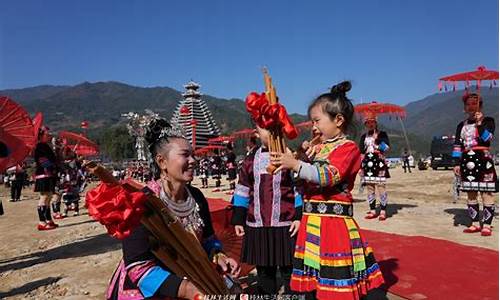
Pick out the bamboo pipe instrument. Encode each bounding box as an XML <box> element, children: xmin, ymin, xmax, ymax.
<box><xmin>262</xmin><ymin>68</ymin><xmax>287</xmax><ymax>174</ymax></box>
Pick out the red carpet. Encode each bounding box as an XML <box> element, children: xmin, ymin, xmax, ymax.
<box><xmin>208</xmin><ymin>198</ymin><xmax>499</xmax><ymax>299</ymax></box>
<box><xmin>361</xmin><ymin>229</ymin><xmax>499</xmax><ymax>300</ymax></box>
<box><xmin>207</xmin><ymin>198</ymin><xmax>254</xmax><ymax>276</ymax></box>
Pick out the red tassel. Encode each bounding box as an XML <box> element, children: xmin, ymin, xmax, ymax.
<box><xmin>438</xmin><ymin>81</ymin><xmax>443</xmax><ymax>91</ymax></box>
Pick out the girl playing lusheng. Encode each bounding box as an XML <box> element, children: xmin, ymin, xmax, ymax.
<box><xmin>231</xmin><ymin>124</ymin><xmax>302</xmax><ymax>295</ymax></box>
<box><xmin>271</xmin><ymin>81</ymin><xmax>384</xmax><ymax>299</ymax></box>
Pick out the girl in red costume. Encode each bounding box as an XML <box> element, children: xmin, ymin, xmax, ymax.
<box><xmin>271</xmin><ymin>81</ymin><xmax>384</xmax><ymax>300</ymax></box>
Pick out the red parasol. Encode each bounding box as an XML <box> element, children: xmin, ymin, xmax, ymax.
<box><xmin>354</xmin><ymin>101</ymin><xmax>406</xmax><ymax>119</ymax></box>
<box><xmin>32</xmin><ymin>112</ymin><xmax>43</xmax><ymax>145</ymax></box>
<box><xmin>215</xmin><ymin>226</ymin><xmax>254</xmax><ymax>277</ymax></box>
<box><xmin>195</xmin><ymin>145</ymin><xmax>226</xmax><ymax>156</ymax></box>
<box><xmin>194</xmin><ymin>148</ymin><xmax>212</xmax><ymax>156</ymax></box>
<box><xmin>230</xmin><ymin>128</ymin><xmax>255</xmax><ymax>140</ymax></box>
<box><xmin>438</xmin><ymin>66</ymin><xmax>499</xmax><ymax>92</ymax></box>
<box><xmin>59</xmin><ymin>131</ymin><xmax>99</xmax><ymax>157</ymax></box>
<box><xmin>205</xmin><ymin>145</ymin><xmax>226</xmax><ymax>150</ymax></box>
<box><xmin>208</xmin><ymin>136</ymin><xmax>234</xmax><ymax>144</ymax></box>
<box><xmin>194</xmin><ymin>148</ymin><xmax>206</xmax><ymax>156</ymax></box>
<box><xmin>73</xmin><ymin>144</ymin><xmax>99</xmax><ymax>157</ymax></box>
<box><xmin>0</xmin><ymin>96</ymin><xmax>36</xmax><ymax>172</ymax></box>
<box><xmin>208</xmin><ymin>199</ymin><xmax>254</xmax><ymax>277</ymax></box>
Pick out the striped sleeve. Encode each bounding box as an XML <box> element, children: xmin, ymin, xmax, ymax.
<box><xmin>297</xmin><ymin>160</ymin><xmax>341</xmax><ymax>187</ymax></box>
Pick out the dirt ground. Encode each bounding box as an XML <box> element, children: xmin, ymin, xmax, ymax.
<box><xmin>0</xmin><ymin>167</ymin><xmax>497</xmax><ymax>299</ymax></box>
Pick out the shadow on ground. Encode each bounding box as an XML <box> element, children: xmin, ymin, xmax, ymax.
<box><xmin>59</xmin><ymin>218</ymin><xmax>96</xmax><ymax>228</ymax></box>
<box><xmin>0</xmin><ymin>233</ymin><xmax>119</xmax><ymax>273</ymax></box>
<box><xmin>444</xmin><ymin>208</ymin><xmax>499</xmax><ymax>227</ymax></box>
<box><xmin>385</xmin><ymin>203</ymin><xmax>418</xmax><ymax>218</ymax></box>
<box><xmin>0</xmin><ymin>276</ymin><xmax>62</xmax><ymax>298</ymax></box>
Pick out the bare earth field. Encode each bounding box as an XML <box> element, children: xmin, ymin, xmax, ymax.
<box><xmin>0</xmin><ymin>167</ymin><xmax>497</xmax><ymax>299</ymax></box>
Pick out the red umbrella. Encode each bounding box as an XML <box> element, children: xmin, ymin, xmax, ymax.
<box><xmin>196</xmin><ymin>145</ymin><xmax>225</xmax><ymax>152</ymax></box>
<box><xmin>194</xmin><ymin>148</ymin><xmax>211</xmax><ymax>156</ymax></box>
<box><xmin>59</xmin><ymin>131</ymin><xmax>98</xmax><ymax>146</ymax></box>
<box><xmin>208</xmin><ymin>200</ymin><xmax>254</xmax><ymax>277</ymax></box>
<box><xmin>215</xmin><ymin>226</ymin><xmax>254</xmax><ymax>277</ymax></box>
<box><xmin>0</xmin><ymin>96</ymin><xmax>35</xmax><ymax>172</ymax></box>
<box><xmin>354</xmin><ymin>101</ymin><xmax>406</xmax><ymax>119</ymax></box>
<box><xmin>208</xmin><ymin>136</ymin><xmax>234</xmax><ymax>144</ymax></box>
<box><xmin>32</xmin><ymin>112</ymin><xmax>43</xmax><ymax>145</ymax></box>
<box><xmin>59</xmin><ymin>131</ymin><xmax>99</xmax><ymax>157</ymax></box>
<box><xmin>73</xmin><ymin>144</ymin><xmax>99</xmax><ymax>157</ymax></box>
<box><xmin>438</xmin><ymin>65</ymin><xmax>499</xmax><ymax>91</ymax></box>
<box><xmin>230</xmin><ymin>128</ymin><xmax>255</xmax><ymax>140</ymax></box>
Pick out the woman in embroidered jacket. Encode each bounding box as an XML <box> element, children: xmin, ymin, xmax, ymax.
<box><xmin>453</xmin><ymin>93</ymin><xmax>497</xmax><ymax>236</ymax></box>
<box><xmin>271</xmin><ymin>81</ymin><xmax>384</xmax><ymax>300</ymax></box>
<box><xmin>34</xmin><ymin>127</ymin><xmax>59</xmax><ymax>230</ymax></box>
<box><xmin>358</xmin><ymin>113</ymin><xmax>391</xmax><ymax>221</ymax></box>
<box><xmin>107</xmin><ymin>118</ymin><xmax>240</xmax><ymax>300</ymax></box>
<box><xmin>231</xmin><ymin>124</ymin><xmax>302</xmax><ymax>295</ymax></box>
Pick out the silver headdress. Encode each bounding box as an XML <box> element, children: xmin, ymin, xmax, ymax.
<box><xmin>142</xmin><ymin>109</ymin><xmax>186</xmax><ymax>143</ymax></box>
<box><xmin>157</xmin><ymin>124</ymin><xmax>186</xmax><ymax>141</ymax></box>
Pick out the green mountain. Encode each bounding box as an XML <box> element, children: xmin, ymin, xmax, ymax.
<box><xmin>3</xmin><ymin>81</ymin><xmax>491</xmax><ymax>160</ymax></box>
<box><xmin>1</xmin><ymin>81</ymin><xmax>267</xmax><ymax>134</ymax></box>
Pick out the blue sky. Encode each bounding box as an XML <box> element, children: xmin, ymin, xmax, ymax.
<box><xmin>0</xmin><ymin>0</ymin><xmax>498</xmax><ymax>113</ymax></box>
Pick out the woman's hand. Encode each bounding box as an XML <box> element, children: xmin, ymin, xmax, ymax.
<box><xmin>453</xmin><ymin>166</ymin><xmax>461</xmax><ymax>176</ymax></box>
<box><xmin>178</xmin><ymin>279</ymin><xmax>202</xmax><ymax>300</ymax></box>
<box><xmin>216</xmin><ymin>254</ymin><xmax>241</xmax><ymax>278</ymax></box>
<box><xmin>270</xmin><ymin>149</ymin><xmax>301</xmax><ymax>174</ymax></box>
<box><xmin>234</xmin><ymin>225</ymin><xmax>245</xmax><ymax>237</ymax></box>
<box><xmin>289</xmin><ymin>220</ymin><xmax>300</xmax><ymax>237</ymax></box>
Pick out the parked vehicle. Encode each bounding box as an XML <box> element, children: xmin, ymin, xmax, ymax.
<box><xmin>430</xmin><ymin>136</ymin><xmax>457</xmax><ymax>170</ymax></box>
